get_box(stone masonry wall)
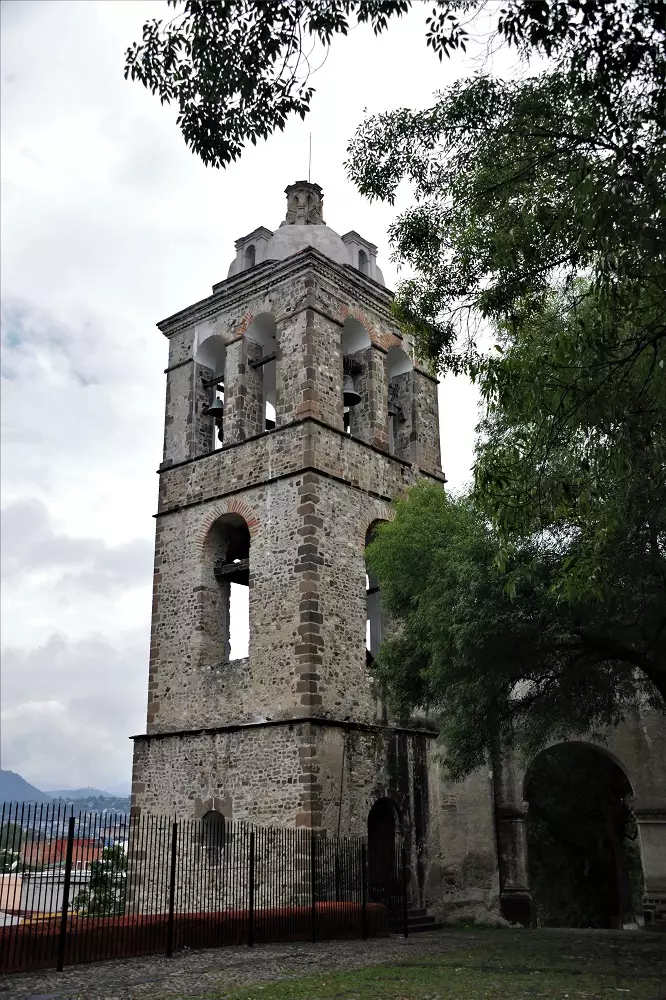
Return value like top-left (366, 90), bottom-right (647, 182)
top-left (149, 467), bottom-right (417, 734)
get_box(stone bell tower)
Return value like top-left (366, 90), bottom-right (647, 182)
top-left (131, 181), bottom-right (445, 829)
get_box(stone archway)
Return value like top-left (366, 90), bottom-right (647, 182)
top-left (524, 743), bottom-right (643, 928)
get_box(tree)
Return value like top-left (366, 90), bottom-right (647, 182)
top-left (125, 2), bottom-right (666, 769)
top-left (345, 8), bottom-right (665, 579)
top-left (126, 2), bottom-right (666, 579)
top-left (366, 477), bottom-right (664, 780)
top-left (0, 822), bottom-right (22, 852)
top-left (71, 845), bottom-right (127, 917)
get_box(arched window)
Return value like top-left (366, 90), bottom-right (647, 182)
top-left (201, 810), bottom-right (226, 866)
top-left (358, 248), bottom-right (369, 275)
top-left (200, 513), bottom-right (250, 665)
top-left (342, 318), bottom-right (371, 435)
top-left (244, 244), bottom-right (256, 269)
top-left (195, 334), bottom-right (227, 452)
top-left (246, 313), bottom-right (278, 432)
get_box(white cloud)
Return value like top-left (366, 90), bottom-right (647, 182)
top-left (0, 0), bottom-right (488, 791)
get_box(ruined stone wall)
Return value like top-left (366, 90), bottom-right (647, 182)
top-left (425, 755), bottom-right (500, 923)
top-left (493, 709), bottom-right (666, 927)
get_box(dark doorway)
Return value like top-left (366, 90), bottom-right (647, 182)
top-left (525, 744), bottom-right (644, 928)
top-left (367, 798), bottom-right (400, 906)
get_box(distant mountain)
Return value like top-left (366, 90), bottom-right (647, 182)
top-left (46, 787), bottom-right (116, 799)
top-left (0, 770), bottom-right (51, 804)
top-left (0, 771), bottom-right (130, 813)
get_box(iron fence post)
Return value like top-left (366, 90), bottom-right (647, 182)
top-left (56, 814), bottom-right (75, 972)
top-left (361, 842), bottom-right (367, 940)
top-left (334, 848), bottom-right (340, 902)
top-left (166, 820), bottom-right (178, 957)
top-left (401, 843), bottom-right (409, 937)
top-left (248, 830), bottom-right (255, 947)
top-left (310, 831), bottom-right (316, 943)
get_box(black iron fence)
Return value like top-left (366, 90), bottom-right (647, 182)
top-left (0, 802), bottom-right (407, 974)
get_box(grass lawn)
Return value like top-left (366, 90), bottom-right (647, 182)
top-left (191, 929), bottom-right (666, 1000)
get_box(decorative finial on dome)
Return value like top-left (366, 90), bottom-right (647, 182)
top-left (281, 181), bottom-right (325, 227)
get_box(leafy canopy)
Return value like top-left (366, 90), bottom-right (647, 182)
top-left (367, 478), bottom-right (664, 780)
top-left (124, 2), bottom-right (665, 167)
top-left (71, 845), bottom-right (127, 917)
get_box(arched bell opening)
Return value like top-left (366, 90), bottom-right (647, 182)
top-left (342, 318), bottom-right (371, 435)
top-left (523, 743), bottom-right (643, 928)
top-left (200, 513), bottom-right (251, 665)
top-left (195, 334), bottom-right (227, 452)
top-left (246, 313), bottom-right (278, 432)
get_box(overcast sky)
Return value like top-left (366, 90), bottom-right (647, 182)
top-left (0, 0), bottom-right (515, 794)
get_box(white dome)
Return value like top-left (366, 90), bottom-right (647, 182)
top-left (264, 224), bottom-right (352, 268)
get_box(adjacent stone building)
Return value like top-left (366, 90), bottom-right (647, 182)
top-left (131, 182), bottom-right (666, 926)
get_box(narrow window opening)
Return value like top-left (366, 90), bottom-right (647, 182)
top-left (202, 514), bottom-right (251, 667)
top-left (246, 313), bottom-right (278, 433)
top-left (229, 581), bottom-right (249, 660)
top-left (194, 334), bottom-right (226, 457)
top-left (211, 384), bottom-right (224, 451)
top-left (244, 244), bottom-right (256, 269)
top-left (358, 248), bottom-right (369, 275)
top-left (365, 524), bottom-right (386, 660)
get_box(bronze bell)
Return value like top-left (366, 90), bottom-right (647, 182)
top-left (204, 397), bottom-right (224, 418)
top-left (343, 374), bottom-right (361, 407)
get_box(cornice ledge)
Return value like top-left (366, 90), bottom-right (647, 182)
top-left (157, 248), bottom-right (395, 339)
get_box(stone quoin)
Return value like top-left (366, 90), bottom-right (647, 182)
top-left (131, 182), bottom-right (666, 926)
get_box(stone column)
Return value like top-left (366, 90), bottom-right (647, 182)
top-left (222, 338), bottom-right (263, 445)
top-left (349, 346), bottom-right (389, 449)
top-left (495, 804), bottom-right (535, 926)
top-left (636, 807), bottom-right (666, 929)
top-left (193, 363), bottom-right (215, 456)
top-left (413, 370), bottom-right (442, 475)
top-left (276, 291), bottom-right (344, 431)
top-left (389, 371), bottom-right (416, 463)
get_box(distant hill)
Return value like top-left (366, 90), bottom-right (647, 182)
top-left (46, 786), bottom-right (116, 799)
top-left (0, 771), bottom-right (130, 813)
top-left (0, 770), bottom-right (51, 804)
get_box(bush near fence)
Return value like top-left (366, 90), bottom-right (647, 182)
top-left (0, 902), bottom-right (389, 973)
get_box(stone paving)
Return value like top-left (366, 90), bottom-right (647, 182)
top-left (0, 930), bottom-right (481, 1000)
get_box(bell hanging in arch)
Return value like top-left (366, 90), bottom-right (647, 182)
top-left (343, 374), bottom-right (361, 407)
top-left (204, 397), bottom-right (224, 418)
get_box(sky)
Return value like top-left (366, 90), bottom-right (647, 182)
top-left (0, 0), bottom-right (513, 794)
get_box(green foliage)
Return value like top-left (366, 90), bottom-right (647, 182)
top-left (367, 480), bottom-right (664, 779)
top-left (71, 845), bottom-right (127, 917)
top-left (124, 0), bottom-right (411, 168)
top-left (0, 821), bottom-right (22, 852)
top-left (125, 1), bottom-right (666, 168)
top-left (347, 8), bottom-right (665, 596)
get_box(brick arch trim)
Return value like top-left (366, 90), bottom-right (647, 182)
top-left (338, 304), bottom-right (404, 353)
top-left (195, 498), bottom-right (260, 551)
top-left (360, 505), bottom-right (393, 547)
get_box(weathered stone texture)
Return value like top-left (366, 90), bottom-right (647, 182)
top-left (135, 199), bottom-right (665, 930)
